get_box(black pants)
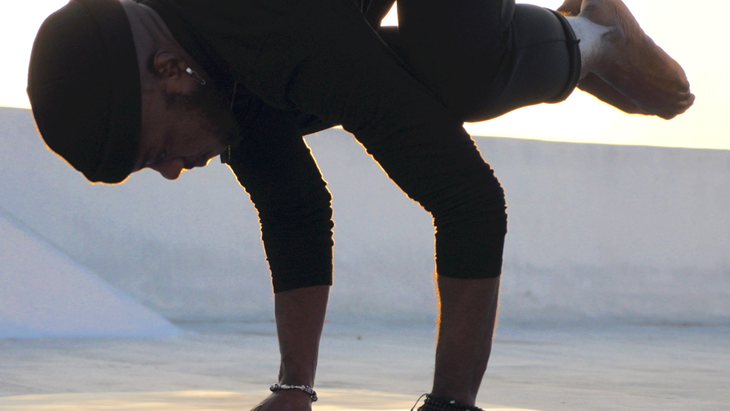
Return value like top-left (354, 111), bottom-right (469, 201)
top-left (218, 0), bottom-right (579, 292)
top-left (379, 1), bottom-right (580, 121)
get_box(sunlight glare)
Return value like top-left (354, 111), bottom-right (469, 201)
top-left (1, 1), bottom-right (70, 109)
top-left (0, 390), bottom-right (545, 411)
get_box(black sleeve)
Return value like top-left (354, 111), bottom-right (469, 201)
top-left (226, 97), bottom-right (334, 292)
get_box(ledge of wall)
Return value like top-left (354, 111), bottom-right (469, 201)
top-left (2, 107), bottom-right (728, 324)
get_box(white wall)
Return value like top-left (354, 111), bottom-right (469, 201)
top-left (480, 138), bottom-right (730, 323)
top-left (0, 207), bottom-right (179, 338)
top-left (2, 107), bottom-right (728, 324)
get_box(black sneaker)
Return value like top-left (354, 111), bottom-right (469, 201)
top-left (413, 394), bottom-right (485, 411)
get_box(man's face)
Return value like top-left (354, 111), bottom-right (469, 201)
top-left (133, 85), bottom-right (239, 180)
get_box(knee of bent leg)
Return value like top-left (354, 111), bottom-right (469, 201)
top-left (433, 183), bottom-right (507, 279)
top-left (429, 167), bottom-right (507, 234)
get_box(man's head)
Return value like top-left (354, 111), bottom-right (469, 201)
top-left (27, 0), bottom-right (141, 184)
top-left (27, 0), bottom-right (239, 183)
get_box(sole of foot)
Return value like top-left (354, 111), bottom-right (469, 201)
top-left (559, 0), bottom-right (694, 119)
top-left (576, 73), bottom-right (650, 115)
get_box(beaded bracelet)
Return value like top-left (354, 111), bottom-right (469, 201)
top-left (270, 383), bottom-right (318, 402)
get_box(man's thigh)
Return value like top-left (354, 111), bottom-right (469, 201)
top-left (237, 0), bottom-right (453, 130)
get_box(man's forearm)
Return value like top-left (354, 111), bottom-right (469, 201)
top-left (275, 285), bottom-right (330, 387)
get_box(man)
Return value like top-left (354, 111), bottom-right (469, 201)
top-left (26, 0), bottom-right (692, 410)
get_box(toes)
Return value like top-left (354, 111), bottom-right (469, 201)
top-left (658, 111), bottom-right (677, 120)
top-left (557, 0), bottom-right (583, 16)
top-left (655, 92), bottom-right (695, 120)
top-left (680, 93), bottom-right (696, 111)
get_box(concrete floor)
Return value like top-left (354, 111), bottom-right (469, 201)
top-left (1, 321), bottom-right (728, 410)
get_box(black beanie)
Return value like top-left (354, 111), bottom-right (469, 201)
top-left (27, 0), bottom-right (141, 184)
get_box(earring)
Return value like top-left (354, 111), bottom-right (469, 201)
top-left (185, 67), bottom-right (206, 86)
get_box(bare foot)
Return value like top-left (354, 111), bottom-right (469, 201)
top-left (559, 0), bottom-right (694, 119)
top-left (558, 0), bottom-right (646, 115)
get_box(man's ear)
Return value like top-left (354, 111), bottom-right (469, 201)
top-left (151, 50), bottom-right (194, 93)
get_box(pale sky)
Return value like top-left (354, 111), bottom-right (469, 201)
top-left (2, 1), bottom-right (728, 150)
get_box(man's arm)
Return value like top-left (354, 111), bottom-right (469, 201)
top-left (227, 97), bottom-right (334, 293)
top-left (225, 98), bottom-right (334, 411)
top-left (252, 285), bottom-right (329, 411)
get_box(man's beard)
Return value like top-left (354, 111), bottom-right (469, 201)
top-left (162, 84), bottom-right (242, 147)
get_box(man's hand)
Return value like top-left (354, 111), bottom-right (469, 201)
top-left (251, 285), bottom-right (329, 411)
